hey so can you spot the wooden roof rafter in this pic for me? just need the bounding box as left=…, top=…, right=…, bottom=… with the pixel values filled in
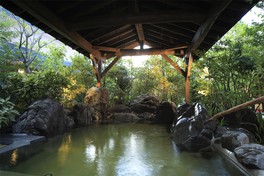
left=70, top=11, right=205, bottom=30
left=187, top=0, right=232, bottom=54
left=68, top=0, right=116, bottom=20
left=0, top=0, right=258, bottom=60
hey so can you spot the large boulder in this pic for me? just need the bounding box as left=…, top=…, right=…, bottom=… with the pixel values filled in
left=221, top=129, right=256, bottom=152
left=129, top=94, right=159, bottom=107
left=171, top=103, right=217, bottom=152
left=68, top=104, right=94, bottom=127
left=156, top=101, right=177, bottom=124
left=234, top=144, right=264, bottom=169
left=128, top=94, right=159, bottom=121
left=221, top=108, right=260, bottom=138
left=109, top=104, right=131, bottom=113
left=13, top=99, right=74, bottom=137
left=84, top=87, right=109, bottom=121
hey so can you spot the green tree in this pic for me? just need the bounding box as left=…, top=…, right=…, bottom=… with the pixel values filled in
left=0, top=8, right=20, bottom=73
left=103, top=59, right=132, bottom=104
left=41, top=44, right=66, bottom=72
left=130, top=55, right=185, bottom=104
left=67, top=54, right=95, bottom=87
left=194, top=20, right=264, bottom=115
left=12, top=14, right=53, bottom=73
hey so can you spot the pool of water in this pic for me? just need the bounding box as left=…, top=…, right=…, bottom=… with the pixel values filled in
left=2, top=124, right=241, bottom=176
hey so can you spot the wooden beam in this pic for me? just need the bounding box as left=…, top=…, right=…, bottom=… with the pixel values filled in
left=161, top=54, right=186, bottom=77
left=185, top=54, right=193, bottom=104
left=93, top=46, right=118, bottom=52
left=167, top=45, right=188, bottom=50
left=98, top=59, right=102, bottom=76
left=101, top=56, right=121, bottom=78
left=150, top=23, right=194, bottom=39
left=135, top=24, right=145, bottom=42
left=12, top=0, right=101, bottom=59
left=95, top=28, right=134, bottom=46
left=144, top=29, right=184, bottom=45
left=132, top=0, right=145, bottom=47
left=90, top=55, right=100, bottom=81
left=68, top=0, right=116, bottom=20
left=117, top=41, right=139, bottom=50
left=145, top=35, right=172, bottom=48
left=98, top=30, right=136, bottom=47
left=71, top=11, right=205, bottom=30
left=187, top=0, right=232, bottom=53
left=118, top=48, right=175, bottom=56
left=57, top=1, right=85, bottom=13
left=103, top=41, right=139, bottom=59
left=144, top=27, right=189, bottom=44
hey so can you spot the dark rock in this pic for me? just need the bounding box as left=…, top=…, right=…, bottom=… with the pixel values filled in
left=156, top=101, right=177, bottom=124
left=127, top=95, right=159, bottom=122
left=130, top=104, right=156, bottom=114
left=137, top=112, right=156, bottom=121
left=214, top=126, right=230, bottom=138
left=68, top=104, right=94, bottom=127
left=109, top=104, right=131, bottom=113
left=221, top=129, right=255, bottom=152
left=177, top=103, right=192, bottom=117
left=13, top=99, right=74, bottom=137
left=234, top=143, right=264, bottom=169
left=171, top=103, right=216, bottom=152
left=221, top=108, right=260, bottom=138
left=129, top=94, right=159, bottom=107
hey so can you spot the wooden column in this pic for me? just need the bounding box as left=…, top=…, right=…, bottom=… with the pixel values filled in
left=90, top=54, right=102, bottom=88
left=97, top=59, right=102, bottom=87
left=185, top=54, right=193, bottom=104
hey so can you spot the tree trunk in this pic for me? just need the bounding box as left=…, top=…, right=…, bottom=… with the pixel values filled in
left=25, top=64, right=31, bottom=74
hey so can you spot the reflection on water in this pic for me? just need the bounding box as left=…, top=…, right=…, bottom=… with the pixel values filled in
left=6, top=124, right=242, bottom=176
left=10, top=149, right=18, bottom=166
left=85, top=144, right=96, bottom=162
left=116, top=133, right=153, bottom=176
left=58, top=134, right=72, bottom=165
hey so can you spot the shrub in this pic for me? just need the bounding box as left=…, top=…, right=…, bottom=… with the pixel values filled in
left=4, top=71, right=70, bottom=110
left=0, top=97, right=19, bottom=129
left=256, top=111, right=264, bottom=144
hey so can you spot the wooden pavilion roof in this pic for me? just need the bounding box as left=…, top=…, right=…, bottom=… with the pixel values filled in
left=0, top=0, right=259, bottom=60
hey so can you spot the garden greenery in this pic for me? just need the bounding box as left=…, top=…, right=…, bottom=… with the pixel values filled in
left=3, top=71, right=69, bottom=111
left=0, top=97, right=19, bottom=128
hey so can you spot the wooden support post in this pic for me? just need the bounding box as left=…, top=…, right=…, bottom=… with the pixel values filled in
left=161, top=54, right=186, bottom=77
left=185, top=54, right=193, bottom=104
left=97, top=59, right=102, bottom=87
left=90, top=54, right=101, bottom=87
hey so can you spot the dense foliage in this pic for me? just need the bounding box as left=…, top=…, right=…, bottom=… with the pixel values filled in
left=129, top=56, right=185, bottom=104
left=194, top=21, right=264, bottom=115
left=2, top=71, right=69, bottom=111
left=0, top=97, right=19, bottom=128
